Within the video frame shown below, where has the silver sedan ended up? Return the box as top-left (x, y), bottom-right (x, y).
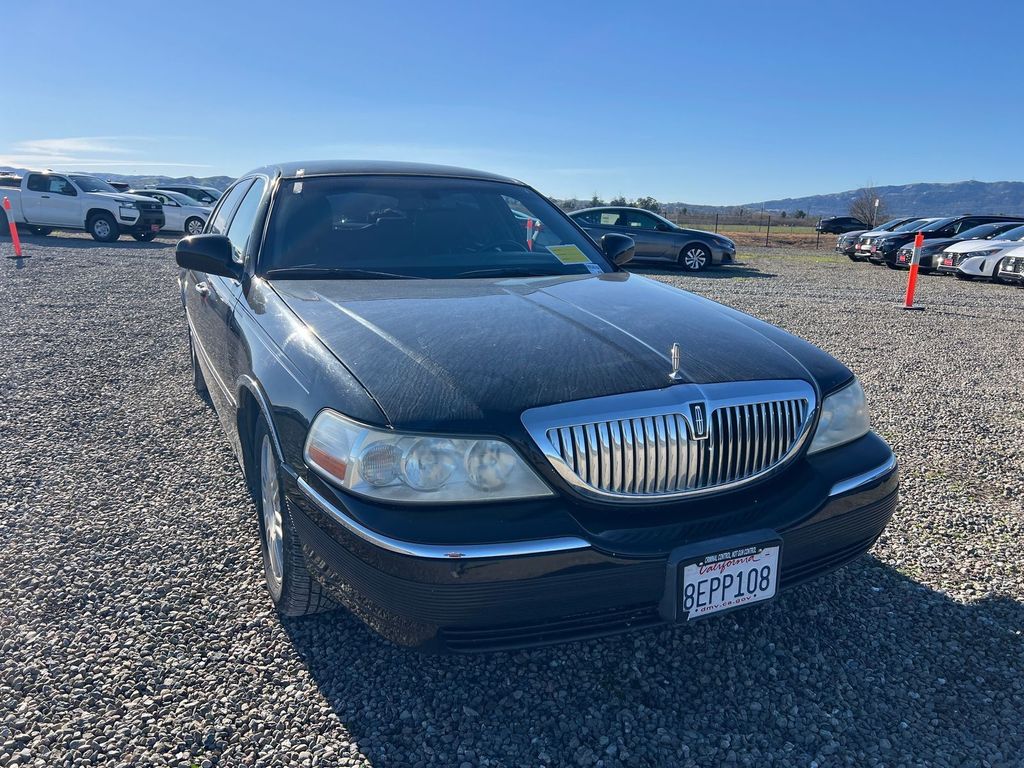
top-left (570, 206), bottom-right (736, 271)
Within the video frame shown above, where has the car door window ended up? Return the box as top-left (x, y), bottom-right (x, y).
top-left (619, 210), bottom-right (659, 230)
top-left (208, 180), bottom-right (254, 236)
top-left (225, 178), bottom-right (267, 264)
top-left (48, 177), bottom-right (76, 196)
top-left (26, 174), bottom-right (48, 192)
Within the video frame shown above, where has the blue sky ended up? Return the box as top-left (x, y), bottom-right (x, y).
top-left (3, 0), bottom-right (1022, 205)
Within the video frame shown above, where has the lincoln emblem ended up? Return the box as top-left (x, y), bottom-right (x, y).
top-left (690, 402), bottom-right (709, 440)
top-left (669, 342), bottom-right (682, 381)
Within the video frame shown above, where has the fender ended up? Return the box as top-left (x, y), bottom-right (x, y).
top-left (236, 373), bottom-right (284, 464)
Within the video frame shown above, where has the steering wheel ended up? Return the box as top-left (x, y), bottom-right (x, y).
top-left (476, 239), bottom-right (529, 253)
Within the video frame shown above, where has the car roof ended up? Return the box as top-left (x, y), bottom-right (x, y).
top-left (242, 159), bottom-right (523, 184)
top-left (570, 206), bottom-right (660, 214)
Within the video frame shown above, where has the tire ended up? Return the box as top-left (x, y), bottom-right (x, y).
top-left (679, 243), bottom-right (711, 272)
top-left (253, 414), bottom-right (332, 617)
top-left (188, 332), bottom-right (211, 404)
top-left (132, 232), bottom-right (157, 242)
top-left (28, 226), bottom-right (52, 236)
top-left (184, 217), bottom-right (205, 236)
top-left (992, 258), bottom-right (1007, 284)
top-left (0, 208), bottom-right (7, 233)
top-left (88, 212), bottom-right (119, 242)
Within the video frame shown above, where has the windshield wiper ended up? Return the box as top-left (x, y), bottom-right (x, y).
top-left (453, 267), bottom-right (577, 278)
top-left (263, 267), bottom-right (423, 280)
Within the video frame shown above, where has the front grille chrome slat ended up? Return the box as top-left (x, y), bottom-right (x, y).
top-left (540, 387), bottom-right (812, 501)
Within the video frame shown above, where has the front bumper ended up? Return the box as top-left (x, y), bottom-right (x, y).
top-left (117, 207), bottom-right (165, 234)
top-left (952, 255), bottom-right (998, 279)
top-left (711, 243), bottom-right (736, 265)
top-left (998, 256), bottom-right (1024, 283)
top-left (286, 432), bottom-right (898, 652)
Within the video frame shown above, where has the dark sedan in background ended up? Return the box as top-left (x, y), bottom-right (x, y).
top-left (835, 217), bottom-right (918, 260)
top-left (177, 160), bottom-right (897, 653)
top-left (570, 206), bottom-right (735, 271)
top-left (816, 216), bottom-right (868, 234)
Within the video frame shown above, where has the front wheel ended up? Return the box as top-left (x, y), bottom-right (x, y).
top-left (253, 415), bottom-right (333, 617)
top-left (184, 217), bottom-right (205, 236)
top-left (28, 226), bottom-right (52, 236)
top-left (679, 243), bottom-right (711, 271)
top-left (88, 213), bottom-right (119, 242)
top-left (132, 232), bottom-right (156, 242)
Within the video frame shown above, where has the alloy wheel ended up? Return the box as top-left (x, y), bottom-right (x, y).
top-left (684, 247), bottom-right (708, 270)
top-left (260, 435), bottom-right (285, 595)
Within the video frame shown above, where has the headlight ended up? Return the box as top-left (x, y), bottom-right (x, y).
top-left (962, 249), bottom-right (999, 258)
top-left (118, 201), bottom-right (138, 209)
top-left (808, 379), bottom-right (870, 455)
top-left (303, 409), bottom-right (553, 502)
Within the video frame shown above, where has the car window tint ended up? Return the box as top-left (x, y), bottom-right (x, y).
top-left (620, 211), bottom-right (658, 230)
top-left (26, 174), bottom-right (48, 192)
top-left (599, 212), bottom-right (621, 225)
top-left (573, 211), bottom-right (599, 224)
top-left (50, 177), bottom-right (75, 195)
top-left (225, 178), bottom-right (267, 263)
top-left (209, 180), bottom-right (254, 235)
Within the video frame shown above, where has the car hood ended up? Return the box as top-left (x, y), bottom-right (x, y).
top-left (271, 272), bottom-right (850, 430)
top-left (944, 238), bottom-right (1015, 254)
top-left (91, 191), bottom-right (159, 204)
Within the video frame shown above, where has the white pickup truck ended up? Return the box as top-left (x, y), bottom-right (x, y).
top-left (0, 171), bottom-right (165, 242)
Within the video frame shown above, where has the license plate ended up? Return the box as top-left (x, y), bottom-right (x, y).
top-left (898, 253), bottom-right (908, 263)
top-left (681, 541), bottom-right (780, 620)
top-left (870, 245), bottom-right (878, 253)
top-left (943, 258), bottom-right (953, 266)
top-left (150, 224), bottom-right (160, 232)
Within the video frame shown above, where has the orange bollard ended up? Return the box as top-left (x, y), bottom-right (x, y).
top-left (3, 197), bottom-right (23, 258)
top-left (901, 232), bottom-right (924, 311)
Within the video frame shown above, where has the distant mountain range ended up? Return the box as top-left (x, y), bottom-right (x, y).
top-left (0, 166), bottom-right (234, 192)
top-left (729, 181), bottom-right (1024, 217)
top-left (3, 166), bottom-right (1021, 218)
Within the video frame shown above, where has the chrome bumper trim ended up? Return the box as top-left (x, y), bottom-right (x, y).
top-left (296, 476), bottom-right (590, 560)
top-left (828, 454), bottom-right (898, 497)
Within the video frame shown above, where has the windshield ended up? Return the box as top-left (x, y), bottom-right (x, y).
top-left (261, 176), bottom-right (611, 279)
top-left (70, 174), bottom-right (119, 193)
top-left (994, 224), bottom-right (1024, 241)
top-left (919, 218), bottom-right (956, 233)
top-left (877, 218), bottom-right (909, 231)
top-left (893, 218), bottom-right (930, 232)
top-left (955, 223), bottom-right (1014, 240)
top-left (159, 190), bottom-right (199, 206)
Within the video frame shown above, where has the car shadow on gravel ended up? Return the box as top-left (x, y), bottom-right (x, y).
top-left (630, 263), bottom-right (775, 280)
top-left (0, 234), bottom-right (177, 251)
top-left (280, 555), bottom-right (1024, 765)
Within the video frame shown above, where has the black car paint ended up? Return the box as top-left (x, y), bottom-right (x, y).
top-left (181, 161), bottom-right (897, 652)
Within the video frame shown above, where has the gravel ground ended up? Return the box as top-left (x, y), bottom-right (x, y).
top-left (1, 233), bottom-right (1022, 767)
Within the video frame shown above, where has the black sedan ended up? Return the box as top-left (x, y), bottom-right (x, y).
top-left (178, 160), bottom-right (898, 652)
top-left (892, 221), bottom-right (1024, 272)
top-left (569, 207), bottom-right (735, 271)
top-left (816, 216), bottom-right (868, 234)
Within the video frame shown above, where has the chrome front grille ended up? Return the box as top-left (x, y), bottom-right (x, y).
top-left (522, 381), bottom-right (816, 502)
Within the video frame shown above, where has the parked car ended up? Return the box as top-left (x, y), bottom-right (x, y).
top-left (131, 189), bottom-right (211, 235)
top-left (934, 224), bottom-right (1024, 281)
top-left (894, 222), bottom-right (1024, 272)
top-left (867, 216), bottom-right (1024, 267)
top-left (995, 245), bottom-right (1024, 284)
top-left (569, 207), bottom-right (735, 271)
top-left (837, 217), bottom-right (917, 260)
top-left (176, 160), bottom-right (898, 652)
top-left (816, 216), bottom-right (868, 234)
top-left (0, 171), bottom-right (165, 241)
top-left (854, 218), bottom-right (935, 260)
top-left (149, 183), bottom-right (222, 206)
top-left (0, 174), bottom-right (21, 188)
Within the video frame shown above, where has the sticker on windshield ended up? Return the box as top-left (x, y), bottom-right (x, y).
top-left (547, 244), bottom-right (591, 264)
top-left (584, 263), bottom-right (604, 274)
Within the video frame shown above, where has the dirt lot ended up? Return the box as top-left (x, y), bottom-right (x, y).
top-left (1, 234), bottom-right (1022, 767)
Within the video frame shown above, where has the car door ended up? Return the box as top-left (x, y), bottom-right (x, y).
top-left (154, 193), bottom-right (184, 231)
top-left (22, 173), bottom-right (80, 226)
top-left (616, 210), bottom-right (671, 259)
top-left (183, 178), bottom-right (254, 416)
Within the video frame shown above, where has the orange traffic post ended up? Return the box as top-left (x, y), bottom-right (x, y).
top-left (901, 232), bottom-right (925, 311)
top-left (3, 197), bottom-right (24, 258)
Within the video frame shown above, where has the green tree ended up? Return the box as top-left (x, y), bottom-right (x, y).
top-left (610, 195), bottom-right (628, 206)
top-left (794, 209), bottom-right (807, 219)
top-left (634, 196), bottom-right (661, 213)
top-left (589, 193), bottom-right (605, 207)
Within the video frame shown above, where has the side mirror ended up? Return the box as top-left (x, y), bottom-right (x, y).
top-left (175, 234), bottom-right (241, 279)
top-left (601, 233), bottom-right (635, 266)
top-left (656, 223), bottom-right (672, 232)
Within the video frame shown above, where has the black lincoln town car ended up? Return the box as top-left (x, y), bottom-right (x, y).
top-left (177, 161), bottom-right (898, 653)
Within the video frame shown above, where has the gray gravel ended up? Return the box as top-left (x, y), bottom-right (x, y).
top-left (1, 233), bottom-right (1022, 767)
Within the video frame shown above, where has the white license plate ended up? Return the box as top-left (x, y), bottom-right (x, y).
top-left (682, 541), bottom-right (780, 620)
